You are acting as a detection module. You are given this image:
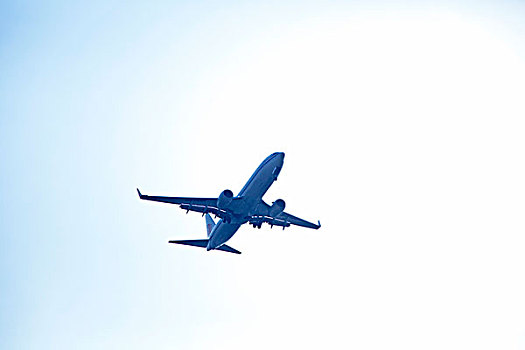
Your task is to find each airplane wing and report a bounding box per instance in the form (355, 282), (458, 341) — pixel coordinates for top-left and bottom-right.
(249, 201), (321, 229)
(276, 211), (321, 229)
(137, 188), (230, 220)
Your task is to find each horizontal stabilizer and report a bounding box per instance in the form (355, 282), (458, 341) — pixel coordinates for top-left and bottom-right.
(218, 244), (241, 254)
(168, 239), (241, 254)
(169, 239), (209, 248)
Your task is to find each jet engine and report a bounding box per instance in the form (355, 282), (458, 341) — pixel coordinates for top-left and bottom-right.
(217, 189), (234, 210)
(269, 199), (286, 217)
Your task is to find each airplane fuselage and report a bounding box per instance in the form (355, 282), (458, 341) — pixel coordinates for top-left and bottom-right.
(207, 152), (284, 250)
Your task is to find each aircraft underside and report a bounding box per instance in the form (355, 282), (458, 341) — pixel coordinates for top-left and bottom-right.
(138, 152), (320, 254)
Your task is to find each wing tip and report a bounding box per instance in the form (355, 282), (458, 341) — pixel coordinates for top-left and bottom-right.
(137, 188), (144, 199)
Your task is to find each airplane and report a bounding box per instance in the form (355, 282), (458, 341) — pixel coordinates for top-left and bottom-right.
(137, 152), (320, 254)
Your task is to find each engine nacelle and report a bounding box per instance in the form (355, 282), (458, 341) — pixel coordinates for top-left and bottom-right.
(217, 189), (233, 210)
(269, 199), (286, 217)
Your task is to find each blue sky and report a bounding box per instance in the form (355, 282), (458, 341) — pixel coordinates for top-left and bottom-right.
(2, 1), (525, 349)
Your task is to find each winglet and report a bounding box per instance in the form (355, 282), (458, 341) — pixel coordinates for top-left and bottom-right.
(317, 220), (321, 228)
(137, 188), (144, 199)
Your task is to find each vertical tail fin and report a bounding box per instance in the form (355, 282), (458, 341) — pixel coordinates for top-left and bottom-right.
(205, 213), (216, 237)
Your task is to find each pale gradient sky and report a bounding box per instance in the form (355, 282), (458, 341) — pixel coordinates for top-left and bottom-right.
(2, 1), (525, 349)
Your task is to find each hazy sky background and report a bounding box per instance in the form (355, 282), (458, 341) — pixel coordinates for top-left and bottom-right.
(2, 1), (525, 349)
